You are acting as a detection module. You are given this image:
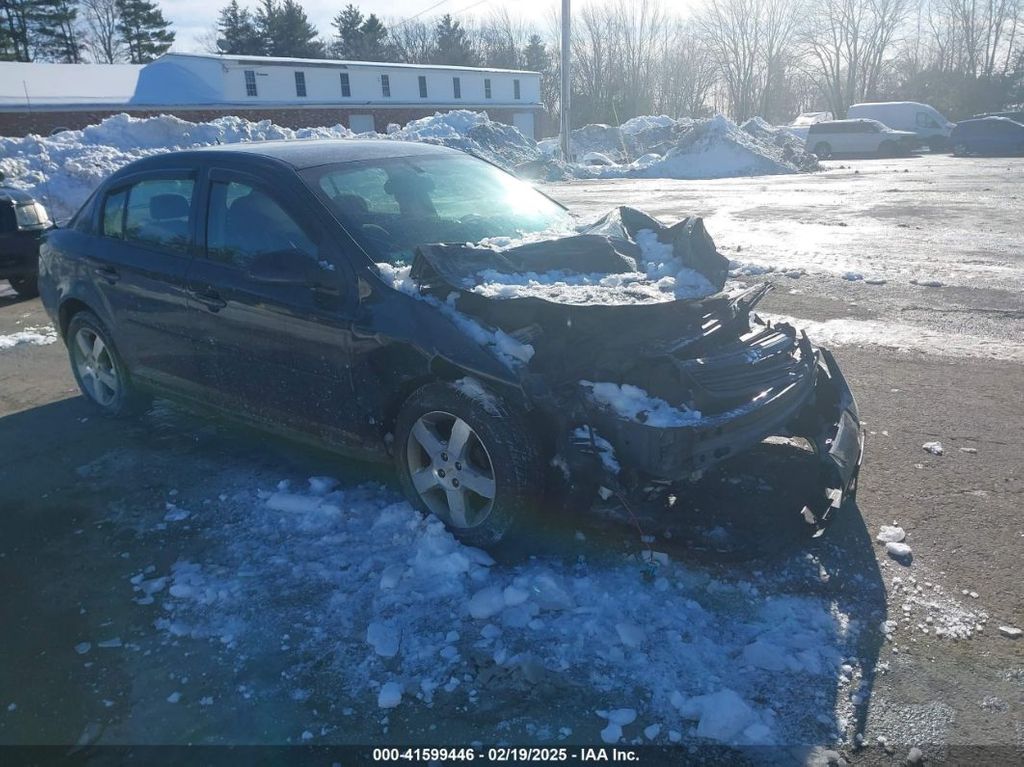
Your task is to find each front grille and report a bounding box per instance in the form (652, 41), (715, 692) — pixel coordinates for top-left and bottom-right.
(675, 327), (806, 410)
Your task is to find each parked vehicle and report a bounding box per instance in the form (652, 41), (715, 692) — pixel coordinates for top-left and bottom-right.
(786, 112), (834, 141)
(970, 111), (1024, 124)
(847, 101), (955, 151)
(1, 186), (53, 298)
(38, 141), (863, 546)
(806, 119), (918, 158)
(950, 117), (1024, 156)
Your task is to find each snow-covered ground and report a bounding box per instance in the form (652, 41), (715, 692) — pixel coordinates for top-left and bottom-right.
(137, 473), (865, 747)
(0, 325), (57, 350)
(0, 110), (817, 221)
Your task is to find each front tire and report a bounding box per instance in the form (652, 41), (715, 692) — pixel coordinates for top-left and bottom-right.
(394, 381), (542, 547)
(878, 140), (898, 157)
(66, 310), (149, 417)
(812, 141), (832, 159)
(8, 276), (39, 298)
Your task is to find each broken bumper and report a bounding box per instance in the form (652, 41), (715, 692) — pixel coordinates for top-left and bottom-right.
(580, 340), (864, 516)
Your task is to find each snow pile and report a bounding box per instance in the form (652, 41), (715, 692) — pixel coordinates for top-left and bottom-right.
(740, 117), (821, 172)
(1, 111), (818, 220)
(634, 228), (718, 299)
(581, 381), (701, 427)
(144, 476), (858, 746)
(0, 325), (58, 350)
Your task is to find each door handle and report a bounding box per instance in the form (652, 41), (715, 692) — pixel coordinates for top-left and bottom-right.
(94, 266), (120, 284)
(189, 289), (227, 312)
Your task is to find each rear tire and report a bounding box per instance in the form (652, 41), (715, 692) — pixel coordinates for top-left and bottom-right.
(8, 276), (39, 298)
(812, 141), (832, 159)
(394, 381), (542, 547)
(66, 310), (149, 417)
(878, 140), (898, 157)
(952, 142), (969, 156)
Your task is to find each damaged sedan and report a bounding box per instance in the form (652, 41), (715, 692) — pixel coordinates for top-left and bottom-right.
(38, 141), (863, 546)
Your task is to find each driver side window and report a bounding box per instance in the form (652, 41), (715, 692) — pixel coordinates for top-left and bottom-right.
(206, 180), (317, 269)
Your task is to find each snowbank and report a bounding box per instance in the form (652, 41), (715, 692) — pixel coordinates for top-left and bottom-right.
(1, 110), (819, 221)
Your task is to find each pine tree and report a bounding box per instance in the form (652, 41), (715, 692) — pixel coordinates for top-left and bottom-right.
(257, 0), (323, 58)
(116, 0), (174, 63)
(431, 14), (477, 67)
(0, 0), (33, 61)
(32, 0), (83, 62)
(331, 4), (393, 61)
(523, 34), (549, 74)
(216, 0), (262, 55)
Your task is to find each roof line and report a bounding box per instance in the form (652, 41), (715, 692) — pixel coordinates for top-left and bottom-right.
(160, 52), (540, 76)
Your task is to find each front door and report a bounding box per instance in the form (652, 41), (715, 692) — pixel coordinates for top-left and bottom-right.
(184, 169), (372, 450)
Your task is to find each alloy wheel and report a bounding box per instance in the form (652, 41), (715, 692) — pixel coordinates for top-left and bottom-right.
(72, 326), (120, 407)
(405, 410), (497, 528)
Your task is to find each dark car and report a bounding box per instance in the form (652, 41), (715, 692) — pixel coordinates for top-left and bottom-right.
(38, 141), (863, 546)
(951, 117), (1024, 156)
(1, 186), (54, 298)
(971, 111), (1024, 124)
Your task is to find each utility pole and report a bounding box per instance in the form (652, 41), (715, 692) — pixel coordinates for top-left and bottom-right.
(559, 0), (571, 163)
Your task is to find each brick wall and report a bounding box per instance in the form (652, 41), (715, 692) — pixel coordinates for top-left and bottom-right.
(0, 106), (539, 139)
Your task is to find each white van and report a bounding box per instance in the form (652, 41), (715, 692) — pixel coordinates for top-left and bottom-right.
(846, 102), (955, 150)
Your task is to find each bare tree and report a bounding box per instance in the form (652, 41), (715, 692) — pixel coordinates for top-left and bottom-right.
(81, 0), (125, 63)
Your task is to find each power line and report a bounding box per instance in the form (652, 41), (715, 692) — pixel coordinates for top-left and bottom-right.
(391, 0), (454, 30)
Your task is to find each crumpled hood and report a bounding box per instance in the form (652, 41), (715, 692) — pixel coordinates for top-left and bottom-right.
(409, 206), (730, 307)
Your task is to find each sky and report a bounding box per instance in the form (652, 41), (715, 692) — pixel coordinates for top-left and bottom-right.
(163, 0), (569, 54)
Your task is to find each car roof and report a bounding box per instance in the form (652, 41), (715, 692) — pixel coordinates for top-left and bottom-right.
(0, 186), (37, 205)
(185, 139), (463, 169)
(956, 116), (1021, 126)
(811, 119), (881, 127)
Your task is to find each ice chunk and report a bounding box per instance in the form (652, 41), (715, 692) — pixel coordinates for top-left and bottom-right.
(615, 623), (645, 648)
(742, 639), (790, 672)
(644, 724), (661, 740)
(74, 642), (91, 655)
(600, 723), (622, 743)
(885, 542), (913, 562)
(675, 689), (760, 744)
(922, 441), (944, 455)
(166, 692), (181, 703)
(377, 682), (403, 709)
(266, 492), (322, 513)
(998, 626), (1022, 639)
(604, 708), (637, 726)
(366, 622), (400, 658)
(876, 525), (906, 543)
(469, 586), (506, 619)
(308, 476), (338, 495)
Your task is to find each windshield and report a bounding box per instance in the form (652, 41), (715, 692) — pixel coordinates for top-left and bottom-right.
(303, 153), (573, 264)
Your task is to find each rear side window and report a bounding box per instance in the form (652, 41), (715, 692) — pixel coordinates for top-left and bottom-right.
(319, 166), (400, 215)
(102, 189), (128, 238)
(121, 178), (195, 254)
(206, 180), (317, 269)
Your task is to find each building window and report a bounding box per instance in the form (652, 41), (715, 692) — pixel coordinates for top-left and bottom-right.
(294, 71), (306, 97)
(418, 75), (427, 98)
(381, 74), (391, 98)
(244, 70), (257, 97)
(513, 79), (521, 100)
(452, 77), (461, 99)
(340, 72), (351, 97)
(484, 78), (492, 99)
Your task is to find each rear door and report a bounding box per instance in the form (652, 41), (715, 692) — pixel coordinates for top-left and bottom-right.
(86, 170), (200, 387)
(184, 168), (374, 449)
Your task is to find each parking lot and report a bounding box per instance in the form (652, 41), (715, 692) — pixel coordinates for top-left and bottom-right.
(1, 155), (1022, 759)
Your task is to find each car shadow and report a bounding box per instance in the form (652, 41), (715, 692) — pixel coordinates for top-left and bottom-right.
(0, 399), (886, 754)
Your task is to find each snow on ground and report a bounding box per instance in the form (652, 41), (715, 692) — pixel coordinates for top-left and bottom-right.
(0, 111), (817, 221)
(0, 325), (57, 350)
(758, 313), (1024, 363)
(140, 475), (862, 747)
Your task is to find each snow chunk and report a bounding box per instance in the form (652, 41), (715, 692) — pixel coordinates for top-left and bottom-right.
(468, 586), (506, 620)
(581, 381), (701, 427)
(600, 723), (622, 743)
(885, 542), (913, 562)
(922, 441), (944, 455)
(377, 682), (403, 709)
(998, 626), (1022, 639)
(634, 229), (717, 300)
(74, 642), (91, 655)
(876, 525), (906, 543)
(366, 622), (400, 658)
(0, 326), (58, 350)
(573, 427), (620, 474)
(675, 689), (768, 744)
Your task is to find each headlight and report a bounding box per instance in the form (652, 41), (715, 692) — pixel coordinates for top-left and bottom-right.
(15, 201), (51, 228)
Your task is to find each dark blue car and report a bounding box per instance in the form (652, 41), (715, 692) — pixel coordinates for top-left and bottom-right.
(37, 140), (862, 546)
(950, 117), (1024, 156)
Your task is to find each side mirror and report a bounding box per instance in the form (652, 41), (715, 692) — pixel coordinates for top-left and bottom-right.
(248, 249), (315, 285)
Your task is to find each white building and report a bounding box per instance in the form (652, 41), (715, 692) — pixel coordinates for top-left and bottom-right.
(0, 53), (544, 139)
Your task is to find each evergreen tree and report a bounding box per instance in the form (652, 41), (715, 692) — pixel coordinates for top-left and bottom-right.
(0, 0), (33, 61)
(431, 14), (477, 67)
(216, 0), (262, 55)
(523, 34), (548, 74)
(32, 0), (83, 62)
(331, 4), (392, 61)
(256, 0), (323, 58)
(116, 0), (174, 63)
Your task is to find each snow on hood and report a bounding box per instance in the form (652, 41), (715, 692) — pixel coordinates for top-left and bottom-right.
(409, 207), (728, 307)
(1, 110), (819, 221)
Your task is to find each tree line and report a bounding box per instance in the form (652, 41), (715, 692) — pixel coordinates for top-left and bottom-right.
(1, 0), (174, 63)
(4, 0), (1021, 121)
